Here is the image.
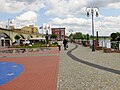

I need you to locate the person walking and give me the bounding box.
[57,41,62,51]
[63,38,68,50]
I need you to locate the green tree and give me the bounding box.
[110,33,118,49]
[86,34,90,41]
[116,32,120,37]
[50,34,57,39]
[110,33,117,41]
[15,35,20,40]
[69,33,73,38]
[73,32,83,39]
[83,34,87,40]
[14,35,20,45]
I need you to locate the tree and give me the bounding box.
[69,33,73,38]
[116,32,120,37]
[83,34,87,40]
[110,33,118,49]
[15,35,20,40]
[110,33,117,41]
[50,34,57,39]
[73,32,83,39]
[14,35,20,45]
[86,34,90,41]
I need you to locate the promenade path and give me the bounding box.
[57,43,120,90]
[0,43,120,90]
[0,47,60,90]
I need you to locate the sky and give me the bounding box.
[0,0,120,36]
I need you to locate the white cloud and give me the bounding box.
[16,11,37,21]
[24,0,45,12]
[0,0,120,14]
[107,2,120,9]
[0,0,45,13]
[45,0,87,17]
[49,15,120,36]
[49,17,91,35]
[0,21,5,28]
[93,15,120,36]
[0,0,120,36]
[0,0,25,13]
[13,11,38,28]
[45,0,120,17]
[50,17,90,25]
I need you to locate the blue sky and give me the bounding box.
[0,0,120,36]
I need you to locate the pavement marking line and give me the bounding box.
[67,44,120,75]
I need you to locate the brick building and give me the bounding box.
[51,28,65,40]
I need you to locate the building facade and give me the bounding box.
[0,25,42,47]
[21,25,39,34]
[51,28,65,40]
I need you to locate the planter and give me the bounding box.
[103,48,111,53]
[103,48,120,53]
[95,46,103,50]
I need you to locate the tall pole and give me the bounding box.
[69,29,73,42]
[91,8,95,51]
[8,19,12,46]
[86,7,99,52]
[46,29,48,44]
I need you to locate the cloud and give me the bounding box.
[107,2,120,9]
[24,0,45,12]
[50,17,90,26]
[86,0,120,7]
[0,0,120,14]
[14,11,37,28]
[16,11,37,21]
[0,0,26,13]
[45,0,120,17]
[45,0,87,17]
[0,0,120,36]
[0,0,45,13]
[49,15,120,36]
[49,17,91,35]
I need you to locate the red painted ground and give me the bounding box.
[0,47,59,90]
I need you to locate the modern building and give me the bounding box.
[51,28,65,40]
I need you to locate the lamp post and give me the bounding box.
[69,29,73,43]
[86,7,99,51]
[69,29,73,40]
[45,29,49,44]
[8,19,12,29]
[8,19,12,46]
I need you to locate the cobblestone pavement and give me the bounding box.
[57,43,120,90]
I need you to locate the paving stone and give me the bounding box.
[57,43,120,90]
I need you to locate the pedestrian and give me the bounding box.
[63,38,68,50]
[57,41,62,51]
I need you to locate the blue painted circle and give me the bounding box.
[0,62,24,86]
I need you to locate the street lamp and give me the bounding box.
[45,29,49,44]
[8,19,13,46]
[69,29,73,38]
[8,19,12,29]
[69,29,73,43]
[86,7,99,51]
